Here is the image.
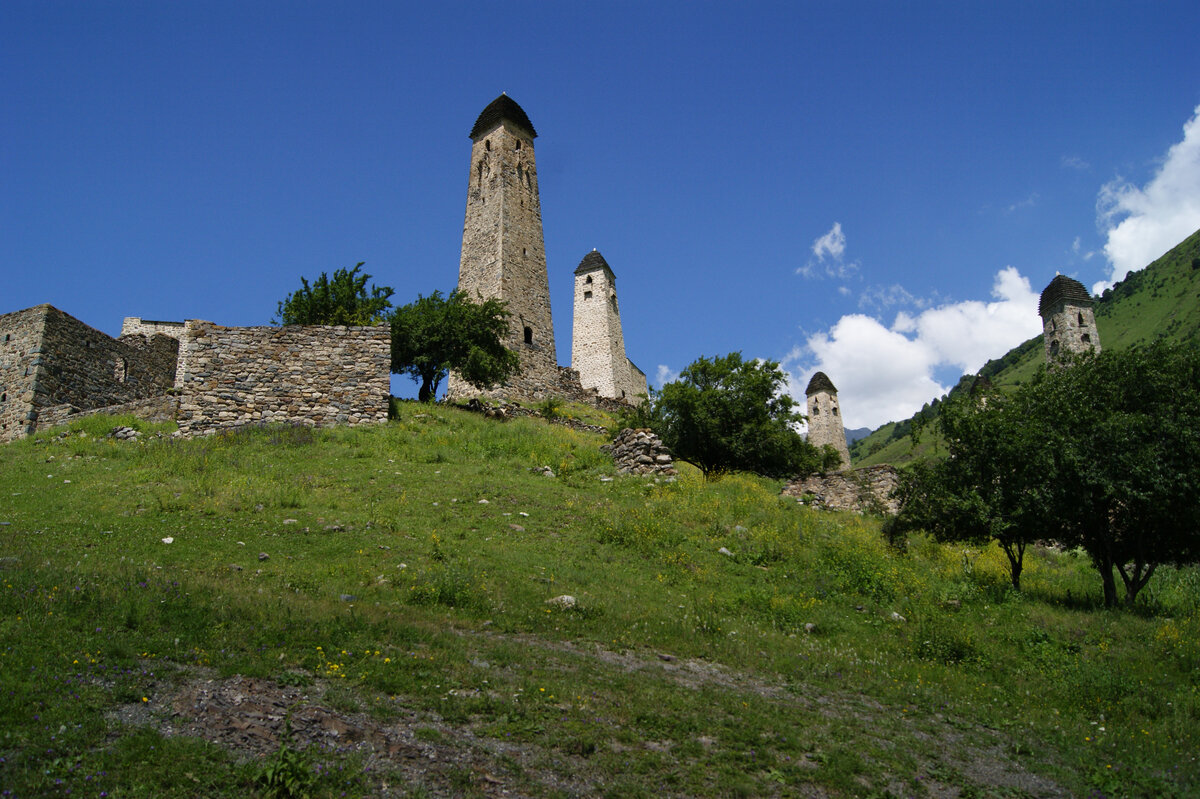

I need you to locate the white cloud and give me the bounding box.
[812,222,846,261]
[1096,104,1200,293]
[1005,192,1039,214]
[797,222,859,280]
[785,267,1042,430]
[858,283,919,311]
[654,364,679,388]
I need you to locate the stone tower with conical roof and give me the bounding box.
[571,250,647,401]
[1039,274,1101,365]
[805,371,850,469]
[449,94,558,400]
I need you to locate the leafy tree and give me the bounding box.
[896,343,1200,605]
[275,263,394,326]
[1024,344,1200,606]
[651,352,835,480]
[892,388,1054,590]
[390,290,520,402]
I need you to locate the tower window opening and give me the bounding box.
[515,139,521,150]
[524,327,533,345]
[1,392,6,402]
[1078,312,1085,325]
[584,291,592,300]
[3,333,9,342]
[610,295,618,314]
[812,405,820,415]
[485,140,491,151]
[585,275,592,284]
[1081,333,1091,343]
[832,407,839,416]
[522,248,527,257]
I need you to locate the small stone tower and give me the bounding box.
[805,371,850,469]
[572,250,647,401]
[449,94,557,400]
[1039,274,1101,365]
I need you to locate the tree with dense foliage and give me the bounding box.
[891,388,1054,590]
[389,290,520,402]
[651,352,837,480]
[896,342,1200,606]
[275,263,394,326]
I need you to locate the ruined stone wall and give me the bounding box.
[0,306,46,442]
[450,116,558,400]
[806,389,851,469]
[174,320,390,436]
[36,395,181,431]
[782,465,900,515]
[1,305,178,442]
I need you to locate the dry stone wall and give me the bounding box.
[782,465,900,515]
[174,321,390,436]
[603,428,677,476]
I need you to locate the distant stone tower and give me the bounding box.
[805,372,850,469]
[449,94,558,400]
[571,250,648,401]
[1039,274,1101,365]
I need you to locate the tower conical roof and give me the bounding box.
[470,94,537,139]
[1038,274,1093,317]
[574,249,614,276]
[805,371,837,396]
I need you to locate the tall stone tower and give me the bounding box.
[805,371,850,469]
[449,94,558,400]
[1039,274,1101,365]
[571,250,647,401]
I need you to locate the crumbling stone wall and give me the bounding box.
[174,320,390,436]
[782,465,900,515]
[0,305,179,443]
[603,428,677,476]
[0,306,45,441]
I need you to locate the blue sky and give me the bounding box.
[5,1,1200,428]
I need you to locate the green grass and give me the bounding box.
[1,405,1198,796]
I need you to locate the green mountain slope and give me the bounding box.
[851,226,1200,466]
[2,406,1199,795]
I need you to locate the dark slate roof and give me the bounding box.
[805,371,837,396]
[1038,274,1093,316]
[574,249,614,276]
[470,94,537,139]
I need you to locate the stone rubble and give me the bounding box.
[603,428,677,477]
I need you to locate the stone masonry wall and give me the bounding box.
[174,320,390,436]
[0,306,46,442]
[782,465,900,515]
[121,317,187,341]
[1,305,178,442]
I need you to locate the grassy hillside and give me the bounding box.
[2,406,1198,797]
[851,227,1200,467]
